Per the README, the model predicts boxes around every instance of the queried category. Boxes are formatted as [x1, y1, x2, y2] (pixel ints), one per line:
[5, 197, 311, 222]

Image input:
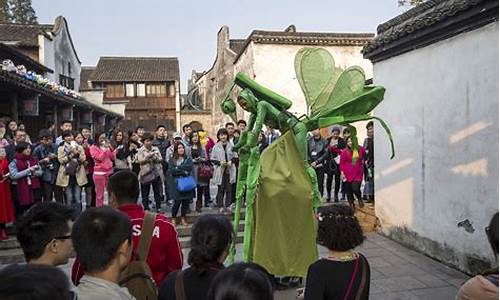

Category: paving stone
[362, 247, 393, 258]
[370, 268, 387, 280]
[376, 263, 428, 277]
[413, 274, 453, 288]
[370, 291, 421, 300]
[446, 277, 468, 288]
[367, 256, 393, 268]
[411, 286, 459, 300]
[374, 276, 427, 292]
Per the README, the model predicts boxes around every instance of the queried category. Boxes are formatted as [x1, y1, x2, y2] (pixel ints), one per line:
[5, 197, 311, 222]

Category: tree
[0, 0, 11, 22]
[10, 0, 37, 24]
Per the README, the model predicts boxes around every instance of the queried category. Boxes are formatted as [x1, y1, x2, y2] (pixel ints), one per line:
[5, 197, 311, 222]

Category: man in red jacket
[72, 170, 183, 286]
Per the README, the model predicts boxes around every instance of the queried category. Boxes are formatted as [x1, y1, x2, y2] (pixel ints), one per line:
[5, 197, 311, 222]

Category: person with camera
[307, 129, 328, 199]
[56, 130, 87, 212]
[137, 133, 164, 212]
[9, 141, 43, 216]
[33, 129, 58, 203]
[325, 126, 346, 203]
[90, 132, 114, 207]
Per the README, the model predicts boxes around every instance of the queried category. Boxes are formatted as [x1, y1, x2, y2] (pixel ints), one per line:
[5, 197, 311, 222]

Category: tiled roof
[90, 57, 180, 82]
[79, 66, 96, 91]
[229, 39, 246, 54]
[0, 22, 53, 46]
[234, 28, 374, 62]
[0, 43, 53, 73]
[362, 0, 496, 56]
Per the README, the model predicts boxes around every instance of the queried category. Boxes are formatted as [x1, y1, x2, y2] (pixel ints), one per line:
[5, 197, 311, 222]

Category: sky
[33, 0, 407, 92]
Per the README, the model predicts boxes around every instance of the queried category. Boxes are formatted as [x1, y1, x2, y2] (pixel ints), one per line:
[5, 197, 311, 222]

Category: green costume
[221, 47, 395, 277]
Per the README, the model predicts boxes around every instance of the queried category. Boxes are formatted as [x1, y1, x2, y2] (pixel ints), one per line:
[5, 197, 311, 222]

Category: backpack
[119, 212, 158, 300]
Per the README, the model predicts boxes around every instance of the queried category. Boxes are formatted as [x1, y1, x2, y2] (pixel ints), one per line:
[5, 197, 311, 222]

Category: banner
[21, 95, 39, 116]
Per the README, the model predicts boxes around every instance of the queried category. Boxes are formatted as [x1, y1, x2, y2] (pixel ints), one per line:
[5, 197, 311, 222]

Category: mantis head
[237, 89, 258, 114]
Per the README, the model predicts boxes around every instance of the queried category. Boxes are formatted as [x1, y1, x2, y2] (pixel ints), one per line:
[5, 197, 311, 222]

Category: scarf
[14, 152, 40, 206]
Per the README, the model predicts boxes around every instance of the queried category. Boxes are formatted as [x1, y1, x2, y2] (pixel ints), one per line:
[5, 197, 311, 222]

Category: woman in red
[0, 148, 13, 240]
[339, 136, 365, 210]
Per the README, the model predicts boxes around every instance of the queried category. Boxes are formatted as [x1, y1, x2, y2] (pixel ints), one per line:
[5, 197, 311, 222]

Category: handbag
[198, 162, 214, 179]
[177, 175, 196, 192]
[64, 159, 79, 176]
[140, 163, 158, 185]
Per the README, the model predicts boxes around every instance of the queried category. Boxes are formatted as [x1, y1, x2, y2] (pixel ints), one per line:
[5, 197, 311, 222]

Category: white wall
[81, 90, 126, 116]
[373, 22, 499, 273]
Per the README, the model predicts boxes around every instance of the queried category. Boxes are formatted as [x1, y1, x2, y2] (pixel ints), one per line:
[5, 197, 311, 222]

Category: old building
[84, 57, 180, 132]
[187, 25, 374, 138]
[363, 0, 498, 274]
[0, 17, 121, 137]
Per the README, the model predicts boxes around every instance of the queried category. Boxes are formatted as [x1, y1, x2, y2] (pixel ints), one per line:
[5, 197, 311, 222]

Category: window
[146, 83, 167, 97]
[106, 84, 125, 98]
[126, 83, 135, 97]
[168, 83, 176, 97]
[137, 83, 146, 97]
[68, 62, 71, 77]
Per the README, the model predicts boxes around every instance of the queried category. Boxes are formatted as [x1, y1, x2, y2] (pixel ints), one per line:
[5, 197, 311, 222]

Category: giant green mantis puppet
[220, 47, 395, 277]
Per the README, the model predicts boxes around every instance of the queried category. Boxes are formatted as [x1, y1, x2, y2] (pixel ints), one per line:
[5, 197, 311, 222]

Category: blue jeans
[65, 177, 82, 212]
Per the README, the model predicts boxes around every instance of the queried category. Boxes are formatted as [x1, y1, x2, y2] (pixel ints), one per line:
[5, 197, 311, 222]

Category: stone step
[175, 220, 245, 238]
[179, 232, 244, 249]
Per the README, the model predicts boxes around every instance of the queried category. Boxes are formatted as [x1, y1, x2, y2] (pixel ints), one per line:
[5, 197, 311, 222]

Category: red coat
[339, 146, 365, 183]
[0, 159, 13, 224]
[72, 204, 183, 286]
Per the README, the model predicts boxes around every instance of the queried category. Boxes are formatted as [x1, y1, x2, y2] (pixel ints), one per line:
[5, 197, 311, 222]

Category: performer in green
[221, 47, 395, 277]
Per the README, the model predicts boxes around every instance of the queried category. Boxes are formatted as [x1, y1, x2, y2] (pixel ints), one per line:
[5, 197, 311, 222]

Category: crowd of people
[0, 118, 497, 300]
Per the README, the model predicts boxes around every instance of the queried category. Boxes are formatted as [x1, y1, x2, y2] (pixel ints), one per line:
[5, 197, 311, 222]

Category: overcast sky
[33, 0, 406, 92]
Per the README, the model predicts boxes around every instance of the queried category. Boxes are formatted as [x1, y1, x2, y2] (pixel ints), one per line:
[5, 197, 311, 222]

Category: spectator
[72, 170, 183, 287]
[208, 262, 274, 300]
[0, 122, 10, 149]
[5, 119, 17, 142]
[237, 119, 247, 132]
[0, 148, 13, 240]
[6, 129, 27, 162]
[363, 121, 374, 202]
[308, 129, 328, 198]
[457, 212, 499, 300]
[153, 125, 171, 204]
[340, 128, 351, 200]
[136, 126, 145, 144]
[9, 141, 42, 216]
[127, 131, 142, 174]
[137, 133, 164, 212]
[190, 131, 210, 212]
[168, 143, 194, 226]
[182, 123, 193, 146]
[56, 131, 87, 212]
[265, 125, 280, 145]
[72, 207, 135, 300]
[301, 204, 370, 300]
[159, 215, 232, 300]
[90, 132, 115, 207]
[225, 122, 237, 145]
[17, 123, 32, 144]
[0, 264, 74, 300]
[16, 202, 76, 266]
[340, 136, 365, 210]
[258, 130, 268, 153]
[325, 126, 346, 203]
[166, 132, 191, 162]
[81, 130, 96, 208]
[198, 129, 215, 207]
[46, 121, 56, 139]
[33, 130, 58, 203]
[55, 120, 73, 145]
[211, 128, 236, 213]
[112, 130, 130, 172]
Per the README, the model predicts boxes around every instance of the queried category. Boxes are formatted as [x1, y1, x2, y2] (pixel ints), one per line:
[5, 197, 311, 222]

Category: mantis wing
[295, 48, 341, 115]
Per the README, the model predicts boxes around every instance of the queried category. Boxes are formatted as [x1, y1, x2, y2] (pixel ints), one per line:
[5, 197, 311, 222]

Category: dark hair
[208, 263, 274, 300]
[72, 207, 132, 273]
[94, 131, 106, 143]
[46, 120, 54, 127]
[189, 131, 201, 147]
[15, 141, 30, 153]
[182, 123, 191, 132]
[173, 143, 186, 159]
[188, 216, 233, 270]
[156, 125, 166, 131]
[38, 129, 52, 140]
[217, 128, 228, 141]
[366, 121, 374, 129]
[0, 264, 72, 300]
[225, 122, 235, 128]
[108, 170, 140, 204]
[135, 126, 144, 132]
[61, 130, 73, 140]
[237, 120, 247, 126]
[59, 120, 72, 126]
[316, 204, 364, 251]
[7, 119, 17, 125]
[13, 129, 25, 136]
[80, 126, 90, 131]
[343, 128, 350, 134]
[16, 202, 76, 261]
[142, 132, 154, 141]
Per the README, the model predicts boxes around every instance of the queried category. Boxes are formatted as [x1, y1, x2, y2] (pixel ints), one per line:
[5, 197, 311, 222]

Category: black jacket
[307, 137, 328, 167]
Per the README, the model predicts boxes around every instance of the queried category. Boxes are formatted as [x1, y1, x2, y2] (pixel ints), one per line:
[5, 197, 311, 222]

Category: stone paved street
[274, 233, 469, 300]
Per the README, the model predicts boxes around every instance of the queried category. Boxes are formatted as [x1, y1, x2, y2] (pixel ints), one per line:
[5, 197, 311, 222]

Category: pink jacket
[89, 144, 114, 175]
[340, 146, 365, 183]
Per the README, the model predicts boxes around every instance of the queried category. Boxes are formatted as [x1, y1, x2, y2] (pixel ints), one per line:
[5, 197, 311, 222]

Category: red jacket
[72, 204, 183, 286]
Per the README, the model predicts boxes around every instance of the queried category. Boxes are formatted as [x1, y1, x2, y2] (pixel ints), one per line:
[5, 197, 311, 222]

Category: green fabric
[250, 131, 318, 277]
